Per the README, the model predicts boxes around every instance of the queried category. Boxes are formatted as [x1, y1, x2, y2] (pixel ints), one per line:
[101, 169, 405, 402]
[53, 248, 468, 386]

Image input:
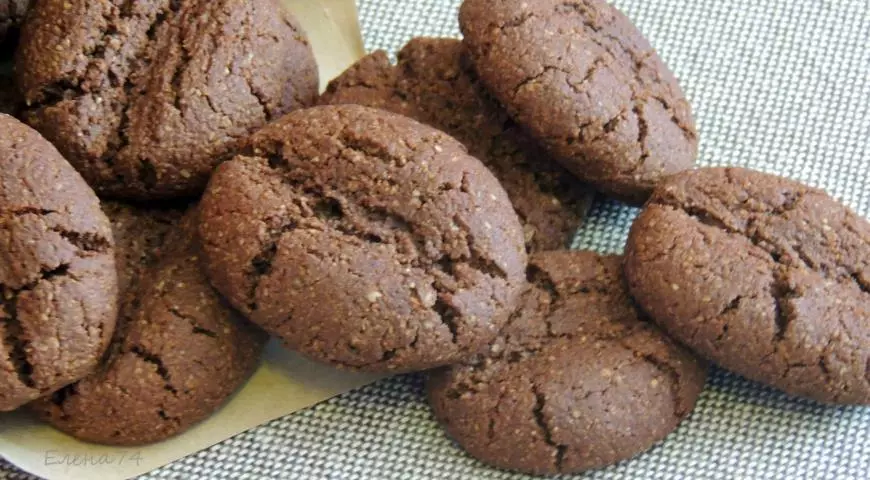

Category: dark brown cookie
[15, 0, 319, 200]
[0, 114, 117, 412]
[31, 208, 268, 445]
[625, 167, 870, 404]
[0, 0, 29, 51]
[459, 0, 698, 204]
[321, 38, 595, 252]
[428, 251, 707, 475]
[198, 104, 528, 372]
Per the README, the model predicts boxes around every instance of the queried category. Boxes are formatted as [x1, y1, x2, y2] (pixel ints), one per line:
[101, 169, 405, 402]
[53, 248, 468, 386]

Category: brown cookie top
[31, 208, 268, 445]
[428, 251, 707, 475]
[459, 0, 698, 204]
[15, 0, 318, 200]
[625, 167, 870, 404]
[321, 38, 595, 252]
[0, 114, 117, 412]
[198, 104, 528, 372]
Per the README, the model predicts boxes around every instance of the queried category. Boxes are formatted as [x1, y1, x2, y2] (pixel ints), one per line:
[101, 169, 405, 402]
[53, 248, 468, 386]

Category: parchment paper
[0, 1, 377, 479]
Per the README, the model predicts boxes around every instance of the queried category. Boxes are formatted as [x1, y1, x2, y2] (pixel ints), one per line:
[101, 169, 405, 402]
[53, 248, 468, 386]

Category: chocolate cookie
[428, 251, 707, 475]
[198, 104, 528, 372]
[15, 0, 318, 200]
[625, 167, 870, 404]
[321, 38, 595, 252]
[459, 0, 698, 204]
[31, 208, 268, 445]
[0, 114, 117, 412]
[0, 0, 29, 51]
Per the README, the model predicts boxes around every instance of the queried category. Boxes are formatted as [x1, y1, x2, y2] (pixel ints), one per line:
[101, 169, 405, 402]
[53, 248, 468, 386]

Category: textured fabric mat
[3, 0, 870, 478]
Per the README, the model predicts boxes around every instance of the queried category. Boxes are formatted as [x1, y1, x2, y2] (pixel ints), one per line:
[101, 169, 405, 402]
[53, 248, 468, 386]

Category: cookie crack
[525, 263, 561, 312]
[1, 295, 36, 390]
[512, 65, 557, 97]
[531, 384, 566, 472]
[169, 24, 192, 115]
[157, 407, 182, 425]
[51, 228, 112, 254]
[654, 95, 696, 141]
[712, 295, 744, 344]
[129, 345, 177, 395]
[2, 263, 72, 297]
[238, 3, 271, 120]
[1, 207, 57, 218]
[28, 0, 178, 109]
[654, 192, 868, 296]
[0, 261, 89, 394]
[486, 387, 512, 445]
[246, 221, 297, 311]
[628, 102, 650, 173]
[769, 271, 798, 342]
[451, 214, 509, 281]
[629, 347, 689, 418]
[48, 383, 79, 412]
[555, 0, 600, 21]
[168, 306, 218, 338]
[498, 11, 535, 30]
[433, 295, 460, 344]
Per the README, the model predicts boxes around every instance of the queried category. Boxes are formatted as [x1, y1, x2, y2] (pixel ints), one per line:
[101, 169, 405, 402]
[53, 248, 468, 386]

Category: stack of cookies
[1, 0, 868, 476]
[1, 0, 316, 446]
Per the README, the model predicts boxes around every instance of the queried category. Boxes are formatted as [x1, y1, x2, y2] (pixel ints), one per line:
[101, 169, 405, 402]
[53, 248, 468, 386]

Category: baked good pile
[1, 0, 867, 475]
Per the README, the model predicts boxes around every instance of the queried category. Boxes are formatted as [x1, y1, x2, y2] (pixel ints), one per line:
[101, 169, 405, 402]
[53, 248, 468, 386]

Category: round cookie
[31, 208, 268, 445]
[428, 251, 707, 475]
[625, 167, 870, 404]
[0, 114, 118, 412]
[15, 0, 318, 200]
[321, 37, 595, 252]
[198, 104, 528, 372]
[459, 0, 698, 204]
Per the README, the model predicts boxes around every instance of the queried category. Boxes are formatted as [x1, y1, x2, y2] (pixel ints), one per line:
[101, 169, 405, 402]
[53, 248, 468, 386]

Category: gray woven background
[3, 0, 870, 478]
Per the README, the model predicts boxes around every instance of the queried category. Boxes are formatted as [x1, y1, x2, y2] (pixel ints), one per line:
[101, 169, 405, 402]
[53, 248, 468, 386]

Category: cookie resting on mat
[626, 167, 870, 404]
[31, 207, 267, 445]
[198, 104, 528, 373]
[459, 0, 698, 204]
[0, 114, 117, 412]
[15, 0, 318, 200]
[428, 251, 707, 475]
[321, 37, 595, 253]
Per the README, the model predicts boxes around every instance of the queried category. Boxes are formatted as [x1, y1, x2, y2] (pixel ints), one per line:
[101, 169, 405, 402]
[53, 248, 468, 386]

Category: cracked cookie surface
[459, 0, 697, 204]
[0, 114, 117, 412]
[198, 104, 528, 372]
[427, 251, 707, 475]
[625, 167, 870, 404]
[15, 0, 318, 200]
[30, 207, 267, 445]
[320, 37, 595, 252]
